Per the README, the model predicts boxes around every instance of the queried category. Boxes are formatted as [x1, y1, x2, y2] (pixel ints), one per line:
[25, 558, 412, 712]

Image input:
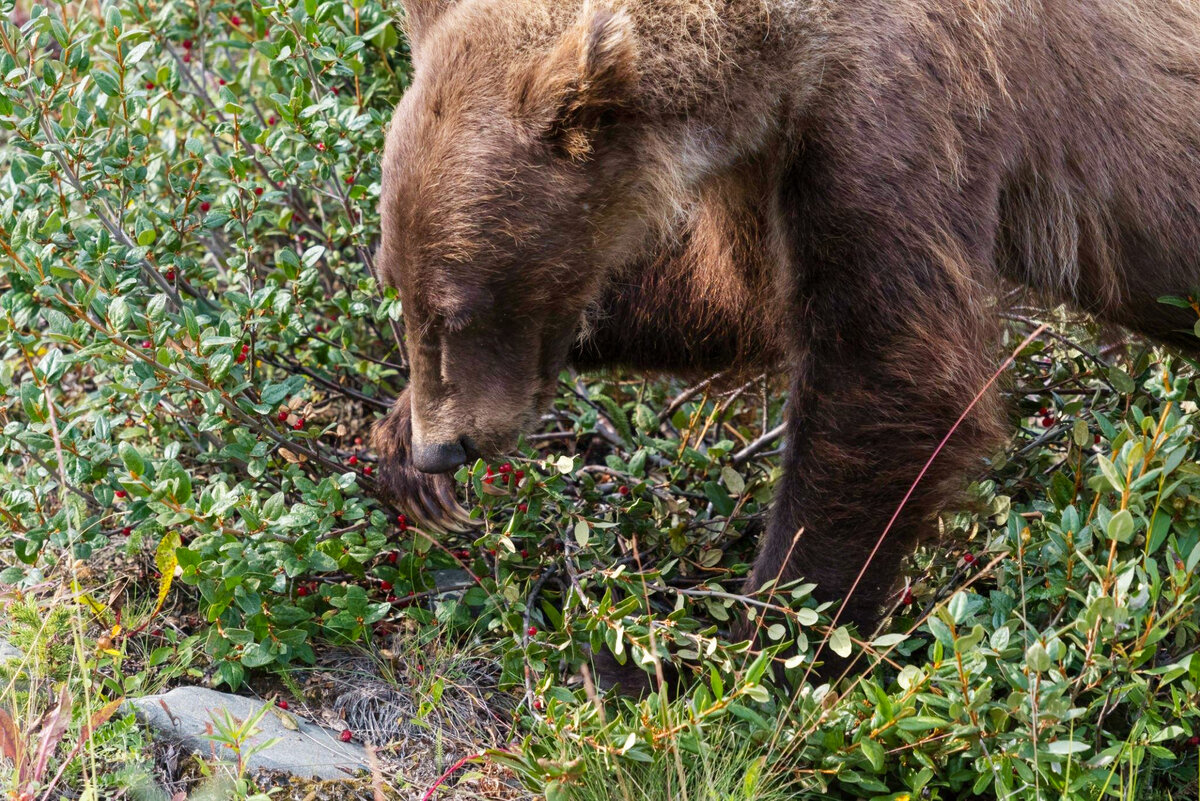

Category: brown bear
[372, 0, 1200, 641]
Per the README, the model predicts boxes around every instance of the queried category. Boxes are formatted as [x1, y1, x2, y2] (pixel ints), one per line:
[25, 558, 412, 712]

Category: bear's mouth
[459, 435, 483, 463]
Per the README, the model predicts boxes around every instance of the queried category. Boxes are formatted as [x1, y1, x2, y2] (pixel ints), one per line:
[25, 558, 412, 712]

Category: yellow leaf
[151, 530, 182, 619]
[273, 709, 300, 731]
[75, 591, 111, 623]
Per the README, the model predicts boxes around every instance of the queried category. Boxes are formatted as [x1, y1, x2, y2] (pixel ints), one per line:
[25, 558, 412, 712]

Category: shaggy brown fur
[373, 0, 1200, 641]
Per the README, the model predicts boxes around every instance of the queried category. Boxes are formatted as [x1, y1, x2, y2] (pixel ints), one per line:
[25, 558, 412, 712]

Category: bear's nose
[413, 439, 468, 474]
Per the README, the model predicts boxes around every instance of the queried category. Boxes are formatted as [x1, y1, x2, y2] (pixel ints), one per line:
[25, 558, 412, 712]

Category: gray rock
[126, 687, 367, 781]
[431, 569, 474, 594]
[0, 638, 21, 663]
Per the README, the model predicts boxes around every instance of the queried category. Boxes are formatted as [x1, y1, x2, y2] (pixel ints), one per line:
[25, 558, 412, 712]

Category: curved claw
[370, 389, 478, 535]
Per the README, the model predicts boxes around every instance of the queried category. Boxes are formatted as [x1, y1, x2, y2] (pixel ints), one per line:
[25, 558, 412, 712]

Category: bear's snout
[412, 437, 470, 474]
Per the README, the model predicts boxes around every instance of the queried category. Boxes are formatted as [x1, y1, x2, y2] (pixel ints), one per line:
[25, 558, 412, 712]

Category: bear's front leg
[747, 306, 1004, 646]
[370, 387, 477, 533]
[745, 160, 1008, 653]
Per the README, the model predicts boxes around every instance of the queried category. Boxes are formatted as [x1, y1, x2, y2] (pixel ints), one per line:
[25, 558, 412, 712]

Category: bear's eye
[444, 310, 474, 333]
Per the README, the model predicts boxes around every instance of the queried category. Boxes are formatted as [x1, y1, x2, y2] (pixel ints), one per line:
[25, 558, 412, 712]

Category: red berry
[182, 53, 191, 63]
[386, 595, 398, 603]
[380, 581, 393, 591]
[533, 698, 544, 711]
[1041, 416, 1055, 428]
[340, 729, 352, 743]
[483, 476, 494, 485]
[218, 78, 226, 86]
[1094, 434, 1102, 444]
[489, 549, 497, 556]
[521, 549, 529, 558]
[293, 418, 304, 430]
[182, 39, 193, 49]
[141, 341, 152, 349]
[1190, 736, 1200, 746]
[345, 175, 354, 184]
[278, 700, 289, 710]
[241, 344, 250, 354]
[165, 270, 176, 281]
[277, 411, 288, 422]
[518, 504, 528, 513]
[297, 586, 309, 597]
[122, 527, 132, 536]
[407, 590, 415, 597]
[354, 437, 363, 446]
[963, 553, 976, 565]
[1039, 407, 1049, 416]
[230, 14, 241, 26]
[235, 353, 246, 364]
[364, 465, 373, 476]
[387, 551, 398, 564]
[145, 81, 154, 90]
[499, 463, 512, 474]
[254, 187, 263, 196]
[348, 455, 358, 466]
[619, 485, 630, 496]
[527, 626, 538, 637]
[316, 142, 326, 151]
[515, 470, 525, 481]
[115, 490, 127, 499]
[901, 590, 914, 606]
[200, 201, 211, 212]
[397, 515, 408, 531]
[268, 116, 276, 125]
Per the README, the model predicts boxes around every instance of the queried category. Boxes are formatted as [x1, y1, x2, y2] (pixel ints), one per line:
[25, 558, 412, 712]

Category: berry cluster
[483, 462, 525, 486]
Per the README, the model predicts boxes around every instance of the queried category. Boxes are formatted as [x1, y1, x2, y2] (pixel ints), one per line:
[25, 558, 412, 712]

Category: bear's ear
[401, 0, 455, 45]
[513, 3, 638, 160]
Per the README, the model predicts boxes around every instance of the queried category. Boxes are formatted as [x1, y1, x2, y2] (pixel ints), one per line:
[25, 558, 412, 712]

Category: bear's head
[379, 0, 647, 473]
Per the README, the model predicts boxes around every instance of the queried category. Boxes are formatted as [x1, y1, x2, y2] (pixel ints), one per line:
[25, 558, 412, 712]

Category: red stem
[421, 752, 489, 800]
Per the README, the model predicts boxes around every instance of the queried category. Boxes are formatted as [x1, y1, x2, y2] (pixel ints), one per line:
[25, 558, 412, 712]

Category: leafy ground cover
[3, 1, 1200, 799]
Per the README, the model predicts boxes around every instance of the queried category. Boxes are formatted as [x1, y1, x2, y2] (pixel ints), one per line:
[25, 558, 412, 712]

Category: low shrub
[4, 1, 1200, 798]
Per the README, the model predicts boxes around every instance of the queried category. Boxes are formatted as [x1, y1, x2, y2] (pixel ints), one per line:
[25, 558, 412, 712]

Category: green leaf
[107, 296, 130, 330]
[721, 465, 745, 495]
[1073, 418, 1091, 448]
[1026, 642, 1051, 673]
[859, 737, 884, 772]
[1107, 509, 1135, 543]
[895, 716, 949, 732]
[1096, 455, 1125, 492]
[828, 626, 852, 658]
[118, 442, 145, 477]
[92, 69, 121, 96]
[125, 40, 154, 65]
[240, 642, 277, 669]
[871, 632, 908, 649]
[1108, 366, 1136, 394]
[1045, 740, 1090, 756]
